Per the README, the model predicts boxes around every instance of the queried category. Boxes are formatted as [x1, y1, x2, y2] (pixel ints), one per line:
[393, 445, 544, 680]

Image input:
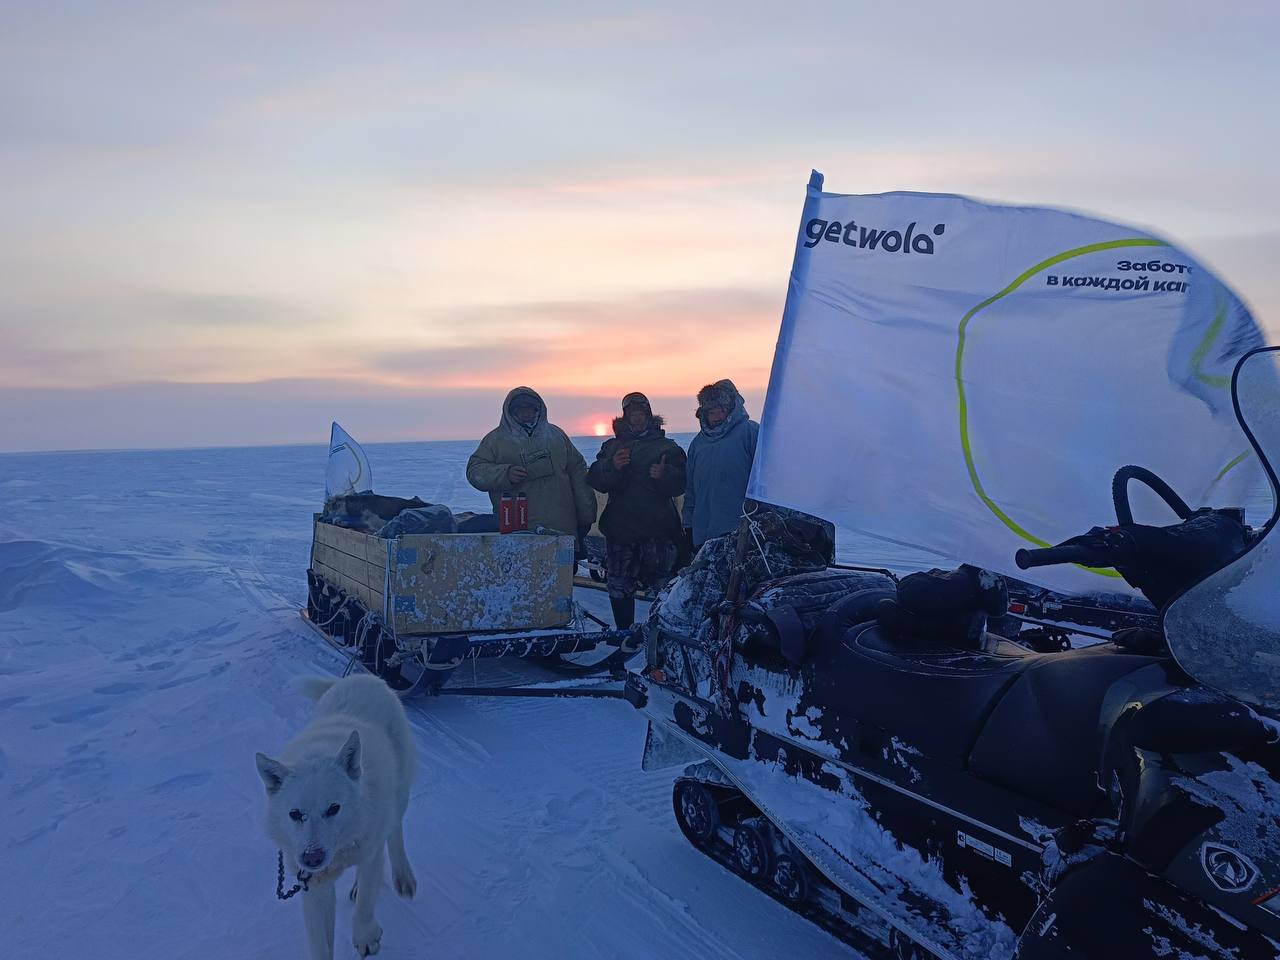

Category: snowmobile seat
[828, 621, 1039, 761]
[966, 646, 1164, 816]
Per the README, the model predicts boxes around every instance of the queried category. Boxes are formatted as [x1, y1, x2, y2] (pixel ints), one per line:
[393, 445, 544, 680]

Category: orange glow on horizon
[593, 422, 607, 436]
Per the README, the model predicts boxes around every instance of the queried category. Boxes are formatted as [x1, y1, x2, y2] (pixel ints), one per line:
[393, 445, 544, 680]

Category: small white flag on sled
[324, 421, 372, 500]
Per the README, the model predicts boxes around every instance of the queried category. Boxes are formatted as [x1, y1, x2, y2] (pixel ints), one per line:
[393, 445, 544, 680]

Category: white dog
[256, 674, 418, 959]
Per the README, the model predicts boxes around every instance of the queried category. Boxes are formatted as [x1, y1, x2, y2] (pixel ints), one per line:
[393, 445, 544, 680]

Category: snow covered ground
[0, 440, 897, 959]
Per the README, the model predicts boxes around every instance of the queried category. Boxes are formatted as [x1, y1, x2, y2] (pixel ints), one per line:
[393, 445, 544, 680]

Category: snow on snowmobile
[625, 347, 1280, 959]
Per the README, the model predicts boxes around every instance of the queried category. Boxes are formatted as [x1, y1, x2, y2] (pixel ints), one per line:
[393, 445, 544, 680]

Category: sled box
[311, 521, 575, 634]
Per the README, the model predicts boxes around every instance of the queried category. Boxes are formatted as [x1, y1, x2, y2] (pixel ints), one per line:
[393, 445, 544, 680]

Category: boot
[609, 596, 635, 631]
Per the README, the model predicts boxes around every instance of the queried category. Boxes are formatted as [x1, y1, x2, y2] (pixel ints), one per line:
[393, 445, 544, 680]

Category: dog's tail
[295, 675, 339, 702]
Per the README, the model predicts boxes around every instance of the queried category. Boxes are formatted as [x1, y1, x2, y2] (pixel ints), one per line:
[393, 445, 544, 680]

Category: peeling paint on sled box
[313, 523, 575, 634]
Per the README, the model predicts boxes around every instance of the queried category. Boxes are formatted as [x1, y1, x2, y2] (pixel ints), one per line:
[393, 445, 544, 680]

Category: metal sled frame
[302, 566, 636, 698]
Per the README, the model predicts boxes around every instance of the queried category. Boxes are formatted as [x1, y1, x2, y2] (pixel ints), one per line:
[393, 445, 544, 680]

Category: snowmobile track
[680, 809, 894, 958]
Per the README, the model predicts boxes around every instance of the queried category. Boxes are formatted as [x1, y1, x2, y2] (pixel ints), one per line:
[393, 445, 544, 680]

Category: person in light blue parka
[681, 379, 760, 550]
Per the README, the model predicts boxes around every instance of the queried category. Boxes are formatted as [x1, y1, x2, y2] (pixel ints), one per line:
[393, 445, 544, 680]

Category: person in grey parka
[681, 379, 759, 550]
[466, 387, 596, 545]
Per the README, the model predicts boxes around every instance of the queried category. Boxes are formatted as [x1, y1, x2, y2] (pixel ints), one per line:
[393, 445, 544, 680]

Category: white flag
[748, 172, 1265, 596]
[325, 421, 372, 499]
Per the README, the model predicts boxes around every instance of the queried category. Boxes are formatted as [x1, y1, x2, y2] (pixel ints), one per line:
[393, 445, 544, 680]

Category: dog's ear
[336, 730, 361, 781]
[255, 753, 290, 795]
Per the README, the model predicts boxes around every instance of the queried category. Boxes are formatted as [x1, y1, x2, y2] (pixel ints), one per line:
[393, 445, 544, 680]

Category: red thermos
[499, 493, 516, 534]
[515, 493, 529, 531]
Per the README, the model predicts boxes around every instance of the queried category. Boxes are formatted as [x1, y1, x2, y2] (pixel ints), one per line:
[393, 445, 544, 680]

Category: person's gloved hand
[611, 446, 632, 470]
[507, 465, 528, 484]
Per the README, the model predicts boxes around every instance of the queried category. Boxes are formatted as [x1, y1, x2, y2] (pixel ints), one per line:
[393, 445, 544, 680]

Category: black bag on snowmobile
[875, 563, 1009, 650]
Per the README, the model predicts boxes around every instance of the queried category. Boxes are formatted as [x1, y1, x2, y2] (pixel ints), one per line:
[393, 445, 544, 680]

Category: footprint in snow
[145, 772, 212, 794]
[51, 704, 109, 724]
[157, 675, 201, 690]
[541, 788, 611, 833]
[93, 682, 144, 695]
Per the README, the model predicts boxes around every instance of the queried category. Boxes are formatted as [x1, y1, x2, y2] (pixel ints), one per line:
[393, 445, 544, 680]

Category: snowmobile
[624, 346, 1280, 959]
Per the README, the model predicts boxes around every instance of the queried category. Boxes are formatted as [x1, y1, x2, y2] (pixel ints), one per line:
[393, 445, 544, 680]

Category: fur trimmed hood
[695, 379, 749, 438]
[612, 413, 665, 441]
[696, 380, 738, 413]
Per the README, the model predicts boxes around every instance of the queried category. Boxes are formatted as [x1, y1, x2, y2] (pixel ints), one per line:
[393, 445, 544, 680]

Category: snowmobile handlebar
[1015, 544, 1113, 570]
[1112, 465, 1194, 526]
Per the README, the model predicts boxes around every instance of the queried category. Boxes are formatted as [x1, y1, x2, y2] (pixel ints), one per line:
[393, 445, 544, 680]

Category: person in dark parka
[682, 379, 759, 550]
[587, 392, 687, 629]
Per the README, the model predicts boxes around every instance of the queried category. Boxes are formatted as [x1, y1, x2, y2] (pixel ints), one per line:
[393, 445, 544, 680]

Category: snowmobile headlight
[1257, 887, 1280, 918]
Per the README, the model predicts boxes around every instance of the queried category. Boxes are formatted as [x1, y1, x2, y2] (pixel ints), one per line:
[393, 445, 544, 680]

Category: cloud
[363, 286, 782, 392]
[0, 378, 762, 453]
[0, 342, 104, 379]
[1190, 232, 1280, 336]
[153, 292, 308, 327]
[0, 283, 363, 387]
[435, 286, 778, 338]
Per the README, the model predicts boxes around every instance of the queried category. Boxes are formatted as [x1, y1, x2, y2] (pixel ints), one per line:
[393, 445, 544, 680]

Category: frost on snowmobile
[625, 179, 1280, 960]
[304, 423, 634, 696]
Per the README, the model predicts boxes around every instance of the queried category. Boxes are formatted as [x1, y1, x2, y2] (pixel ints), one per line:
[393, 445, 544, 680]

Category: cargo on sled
[302, 424, 636, 697]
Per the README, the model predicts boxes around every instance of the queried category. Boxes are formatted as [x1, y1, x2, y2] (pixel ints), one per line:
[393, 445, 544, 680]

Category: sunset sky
[1, 1, 1277, 451]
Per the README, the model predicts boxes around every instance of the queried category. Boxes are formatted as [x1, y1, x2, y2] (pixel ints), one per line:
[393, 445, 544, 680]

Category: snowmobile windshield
[1164, 346, 1280, 714]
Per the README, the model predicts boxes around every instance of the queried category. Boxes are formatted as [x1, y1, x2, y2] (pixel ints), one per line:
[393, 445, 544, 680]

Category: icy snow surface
[0, 440, 917, 959]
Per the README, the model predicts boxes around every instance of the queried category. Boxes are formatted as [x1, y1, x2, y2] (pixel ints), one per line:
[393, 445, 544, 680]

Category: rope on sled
[311, 594, 358, 630]
[341, 611, 380, 678]
[742, 500, 775, 579]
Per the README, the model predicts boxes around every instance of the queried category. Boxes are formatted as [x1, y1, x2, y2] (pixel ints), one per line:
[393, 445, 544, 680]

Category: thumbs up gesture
[649, 453, 668, 480]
